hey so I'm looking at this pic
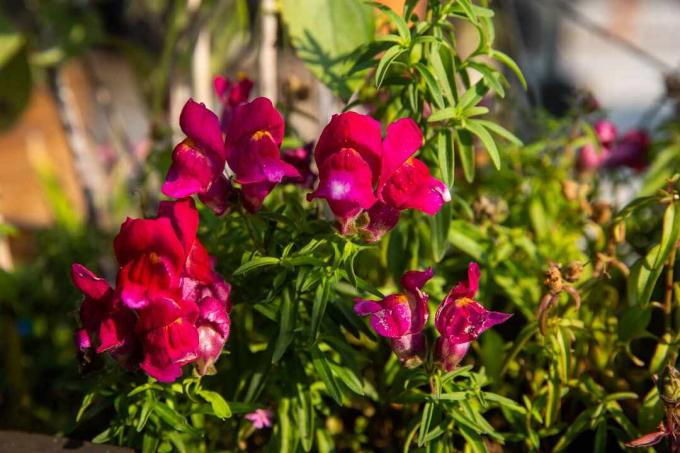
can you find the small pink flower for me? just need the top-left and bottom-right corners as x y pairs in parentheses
(355, 268), (433, 366)
(282, 143), (316, 188)
(594, 120), (617, 148)
(435, 263), (511, 371)
(245, 408), (274, 429)
(225, 98), (300, 212)
(214, 75), (253, 131)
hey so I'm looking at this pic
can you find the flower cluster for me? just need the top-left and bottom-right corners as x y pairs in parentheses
(308, 112), (451, 240)
(355, 262), (511, 370)
(72, 198), (231, 382)
(162, 97), (300, 214)
(578, 119), (650, 172)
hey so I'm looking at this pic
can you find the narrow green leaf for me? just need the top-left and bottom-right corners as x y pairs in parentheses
(653, 202), (680, 269)
(310, 277), (333, 341)
(417, 401), (435, 447)
(491, 50), (527, 89)
(310, 345), (343, 404)
(437, 130), (455, 188)
(375, 45), (406, 89)
(427, 107), (457, 123)
(456, 129), (475, 183)
(467, 61), (505, 97)
(369, 1), (411, 42)
(273, 290), (295, 363)
(465, 120), (500, 170)
(473, 119), (523, 146)
(414, 62), (445, 109)
(232, 257), (280, 276)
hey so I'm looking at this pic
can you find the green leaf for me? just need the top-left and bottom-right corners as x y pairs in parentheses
(310, 277), (333, 341)
(232, 257), (280, 276)
(328, 361), (364, 396)
(295, 384), (315, 451)
(198, 390), (232, 419)
(467, 61), (505, 97)
(465, 120), (500, 170)
(640, 146), (680, 195)
(456, 129), (476, 183)
(273, 290), (296, 363)
(429, 43), (455, 106)
(375, 45), (406, 89)
(437, 130), (455, 188)
(473, 119), (523, 146)
(628, 252), (664, 306)
(429, 203), (452, 262)
(483, 392), (526, 413)
(552, 406), (598, 452)
(457, 81), (489, 112)
(280, 0), (375, 100)
(417, 401), (435, 447)
(491, 50), (527, 89)
(653, 202), (680, 269)
(310, 345), (343, 404)
(618, 306), (652, 342)
(428, 107), (457, 122)
(154, 402), (198, 434)
(414, 62), (445, 109)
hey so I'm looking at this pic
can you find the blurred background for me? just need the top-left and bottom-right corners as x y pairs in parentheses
(0, 0), (678, 439)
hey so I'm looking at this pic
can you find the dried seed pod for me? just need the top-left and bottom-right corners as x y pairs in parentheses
(562, 261), (583, 283)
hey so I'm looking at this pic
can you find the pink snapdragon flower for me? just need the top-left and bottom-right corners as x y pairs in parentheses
(225, 98), (301, 212)
(434, 262), (512, 371)
(354, 268), (433, 367)
(308, 112), (449, 239)
(214, 74), (253, 131)
(578, 120), (649, 172)
(162, 99), (234, 214)
(72, 198), (232, 382)
(245, 408), (274, 429)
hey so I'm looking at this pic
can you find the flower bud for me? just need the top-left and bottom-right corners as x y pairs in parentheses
(562, 261), (583, 283)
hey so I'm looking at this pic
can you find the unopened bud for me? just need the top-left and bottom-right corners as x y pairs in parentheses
(544, 263), (563, 294)
(562, 261), (583, 283)
(591, 201), (612, 225)
(658, 361), (680, 404)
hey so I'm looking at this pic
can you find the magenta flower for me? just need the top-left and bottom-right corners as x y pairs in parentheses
(245, 408), (274, 429)
(162, 99), (233, 215)
(578, 120), (649, 172)
(225, 98), (301, 212)
(377, 118), (450, 216)
(72, 198), (233, 382)
(434, 263), (512, 371)
(355, 268), (433, 367)
(308, 112), (449, 239)
(214, 74), (253, 131)
(602, 129), (650, 171)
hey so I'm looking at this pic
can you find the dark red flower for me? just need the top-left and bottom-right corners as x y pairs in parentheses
(214, 74), (254, 131)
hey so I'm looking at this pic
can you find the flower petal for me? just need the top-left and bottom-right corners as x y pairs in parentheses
(362, 201), (400, 242)
(198, 175), (236, 215)
(225, 97), (284, 148)
(162, 139), (224, 198)
(314, 111), (383, 181)
(380, 158), (449, 215)
(379, 118), (423, 190)
(179, 99), (225, 159)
